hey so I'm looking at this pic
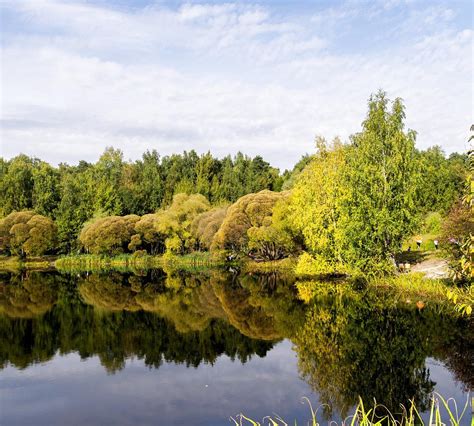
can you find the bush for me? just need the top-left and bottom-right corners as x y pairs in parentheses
(423, 211), (443, 234)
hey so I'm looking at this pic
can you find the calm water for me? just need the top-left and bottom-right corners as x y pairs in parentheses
(0, 270), (472, 425)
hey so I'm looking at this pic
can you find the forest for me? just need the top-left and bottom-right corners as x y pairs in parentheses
(0, 92), (472, 279)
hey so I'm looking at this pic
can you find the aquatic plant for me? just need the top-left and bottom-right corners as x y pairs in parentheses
(230, 394), (471, 425)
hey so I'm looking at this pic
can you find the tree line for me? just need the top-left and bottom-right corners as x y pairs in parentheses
(0, 150), (284, 252)
(0, 91), (470, 275)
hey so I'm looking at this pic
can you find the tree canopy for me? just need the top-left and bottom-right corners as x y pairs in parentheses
(0, 211), (56, 256)
(212, 190), (292, 259)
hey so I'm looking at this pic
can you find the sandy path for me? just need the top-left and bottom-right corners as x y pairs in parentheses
(410, 257), (449, 279)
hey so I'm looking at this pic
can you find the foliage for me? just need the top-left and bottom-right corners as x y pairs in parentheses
(340, 91), (418, 271)
(422, 212), (443, 234)
(440, 133), (473, 284)
(446, 286), (473, 316)
(416, 146), (468, 215)
(132, 214), (165, 254)
(0, 211), (56, 256)
(232, 394), (470, 426)
(155, 193), (211, 254)
(289, 92), (419, 274)
(191, 206), (228, 250)
(294, 252), (342, 277)
(288, 137), (346, 269)
(0, 149), (282, 251)
(79, 215), (140, 255)
(0, 94), (469, 265)
(213, 190), (292, 260)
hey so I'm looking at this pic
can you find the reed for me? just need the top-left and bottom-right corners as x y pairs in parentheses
(230, 394), (471, 426)
(54, 252), (225, 272)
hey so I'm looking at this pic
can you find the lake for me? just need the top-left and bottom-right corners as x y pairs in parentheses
(0, 269), (472, 425)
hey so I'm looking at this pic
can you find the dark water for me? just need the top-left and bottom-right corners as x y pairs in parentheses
(0, 270), (472, 425)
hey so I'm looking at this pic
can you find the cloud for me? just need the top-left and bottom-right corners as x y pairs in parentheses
(0, 0), (471, 169)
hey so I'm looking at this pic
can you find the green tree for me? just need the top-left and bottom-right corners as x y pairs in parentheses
(93, 147), (124, 215)
(191, 206), (228, 250)
(0, 155), (36, 216)
(79, 215), (140, 255)
(155, 193), (211, 254)
(132, 214), (166, 254)
(416, 146), (467, 214)
(0, 211), (56, 256)
(32, 161), (60, 217)
(213, 190), (291, 258)
(342, 92), (418, 271)
(288, 137), (346, 272)
(55, 166), (95, 253)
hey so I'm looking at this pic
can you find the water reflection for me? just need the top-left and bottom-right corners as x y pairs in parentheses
(0, 270), (472, 424)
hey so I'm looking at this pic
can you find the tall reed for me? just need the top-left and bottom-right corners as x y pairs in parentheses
(230, 394), (471, 426)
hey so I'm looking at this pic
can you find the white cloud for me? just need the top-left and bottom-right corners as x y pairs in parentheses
(0, 0), (471, 169)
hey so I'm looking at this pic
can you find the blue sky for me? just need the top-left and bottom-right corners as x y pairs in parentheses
(1, 0), (472, 169)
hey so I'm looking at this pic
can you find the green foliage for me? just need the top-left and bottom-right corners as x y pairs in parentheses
(0, 211), (56, 256)
(341, 92), (418, 270)
(422, 212), (443, 234)
(288, 92), (419, 273)
(288, 137), (346, 264)
(133, 214), (165, 254)
(0, 149), (282, 252)
(54, 165), (95, 253)
(31, 162), (60, 217)
(440, 197), (473, 284)
(416, 146), (468, 215)
(0, 95), (468, 264)
(440, 142), (473, 283)
(0, 155), (36, 216)
(295, 252), (341, 276)
(213, 190), (292, 259)
(79, 215), (140, 255)
(233, 395), (470, 426)
(191, 206), (228, 250)
(155, 193), (211, 254)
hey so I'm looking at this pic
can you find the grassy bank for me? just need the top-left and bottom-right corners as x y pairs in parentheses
(0, 255), (55, 272)
(54, 252), (226, 272)
(241, 257), (296, 274)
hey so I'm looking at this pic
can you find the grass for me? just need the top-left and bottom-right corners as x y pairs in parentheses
(369, 273), (451, 303)
(54, 252), (225, 272)
(231, 394), (472, 425)
(0, 255), (54, 271)
(368, 272), (473, 315)
(0, 256), (22, 271)
(242, 257), (296, 274)
(403, 233), (439, 252)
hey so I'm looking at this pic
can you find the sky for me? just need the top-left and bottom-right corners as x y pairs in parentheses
(0, 0), (472, 170)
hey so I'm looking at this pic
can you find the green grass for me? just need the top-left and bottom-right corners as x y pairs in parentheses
(0, 255), (54, 271)
(370, 273), (450, 303)
(231, 394), (471, 425)
(242, 257), (296, 274)
(54, 252), (225, 273)
(368, 272), (473, 314)
(403, 233), (439, 252)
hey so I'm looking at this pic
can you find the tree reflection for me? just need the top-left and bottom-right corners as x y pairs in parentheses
(293, 282), (471, 417)
(0, 270), (472, 415)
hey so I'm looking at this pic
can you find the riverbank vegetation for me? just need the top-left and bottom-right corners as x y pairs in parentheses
(1, 92), (472, 284)
(232, 394), (471, 426)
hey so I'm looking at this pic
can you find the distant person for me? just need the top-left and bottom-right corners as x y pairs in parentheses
(407, 246), (411, 252)
(434, 239), (439, 250)
(416, 239), (422, 250)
